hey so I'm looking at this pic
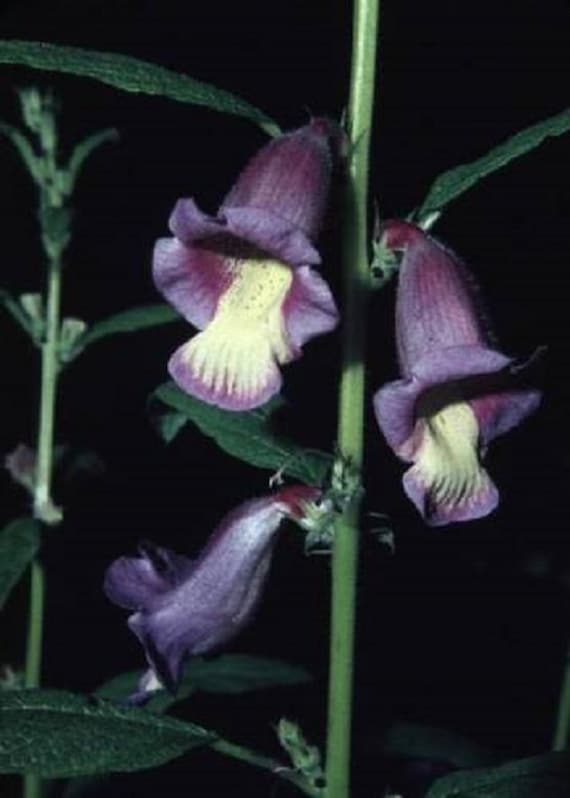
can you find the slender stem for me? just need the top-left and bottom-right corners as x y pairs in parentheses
(24, 237), (63, 798)
(33, 253), (62, 522)
(325, 0), (379, 796)
(24, 560), (45, 688)
(210, 738), (320, 797)
(553, 643), (570, 751)
(23, 560), (45, 798)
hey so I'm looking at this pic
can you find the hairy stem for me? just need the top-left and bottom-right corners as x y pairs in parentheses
(325, 0), (379, 796)
(211, 738), (320, 796)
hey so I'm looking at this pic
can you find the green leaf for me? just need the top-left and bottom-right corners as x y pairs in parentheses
(95, 672), (181, 714)
(0, 120), (43, 182)
(96, 655), (311, 712)
(0, 288), (37, 340)
(153, 382), (333, 485)
(419, 108), (570, 218)
(67, 304), (180, 360)
(186, 654), (312, 695)
(0, 518), (41, 610)
(63, 128), (119, 194)
(0, 689), (215, 777)
(426, 751), (570, 798)
(379, 722), (497, 769)
(0, 40), (279, 136)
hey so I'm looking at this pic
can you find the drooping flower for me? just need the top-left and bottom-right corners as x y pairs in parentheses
(373, 220), (541, 526)
(104, 485), (320, 699)
(153, 119), (340, 411)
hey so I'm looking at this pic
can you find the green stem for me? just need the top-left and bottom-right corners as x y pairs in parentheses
(24, 560), (45, 688)
(325, 0), (379, 796)
(33, 254), (62, 523)
(24, 245), (63, 798)
(553, 643), (570, 751)
(210, 738), (320, 797)
(23, 560), (45, 798)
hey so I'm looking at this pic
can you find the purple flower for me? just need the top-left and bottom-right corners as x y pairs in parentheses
(373, 220), (541, 526)
(153, 119), (340, 411)
(104, 485), (320, 699)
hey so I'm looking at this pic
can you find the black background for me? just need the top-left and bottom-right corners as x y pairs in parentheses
(0, 0), (569, 795)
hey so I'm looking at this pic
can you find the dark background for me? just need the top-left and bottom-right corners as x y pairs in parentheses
(0, 0), (568, 795)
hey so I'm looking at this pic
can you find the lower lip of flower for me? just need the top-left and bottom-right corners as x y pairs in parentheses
(172, 255), (293, 408)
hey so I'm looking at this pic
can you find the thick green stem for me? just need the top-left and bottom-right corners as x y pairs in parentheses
(325, 0), (379, 796)
(211, 738), (320, 797)
(553, 644), (570, 751)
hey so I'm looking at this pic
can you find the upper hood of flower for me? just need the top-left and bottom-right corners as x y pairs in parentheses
(104, 485), (320, 696)
(380, 219), (490, 376)
(166, 118), (338, 270)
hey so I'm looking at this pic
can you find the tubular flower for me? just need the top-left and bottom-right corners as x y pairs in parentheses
(373, 220), (541, 526)
(153, 119), (339, 410)
(104, 485), (320, 699)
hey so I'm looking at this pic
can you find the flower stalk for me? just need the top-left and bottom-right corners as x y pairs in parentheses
(325, 0), (379, 796)
(210, 737), (321, 797)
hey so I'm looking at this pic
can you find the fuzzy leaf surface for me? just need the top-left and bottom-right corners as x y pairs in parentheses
(0, 689), (214, 777)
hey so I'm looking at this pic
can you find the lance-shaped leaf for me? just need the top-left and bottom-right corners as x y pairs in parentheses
(0, 689), (214, 777)
(66, 304), (180, 361)
(96, 654), (311, 713)
(0, 518), (41, 610)
(426, 751), (570, 798)
(0, 40), (279, 136)
(418, 108), (570, 218)
(152, 381), (332, 485)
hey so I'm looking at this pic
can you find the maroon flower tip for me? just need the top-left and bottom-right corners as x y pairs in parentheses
(275, 485), (321, 519)
(381, 219), (425, 251)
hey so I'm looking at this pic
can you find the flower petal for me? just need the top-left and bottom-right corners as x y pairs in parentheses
(103, 543), (194, 610)
(168, 256), (294, 410)
(284, 265), (339, 349)
(221, 118), (335, 239)
(152, 237), (231, 330)
(374, 344), (513, 456)
(382, 220), (489, 376)
(402, 400), (499, 525)
(470, 388), (542, 447)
